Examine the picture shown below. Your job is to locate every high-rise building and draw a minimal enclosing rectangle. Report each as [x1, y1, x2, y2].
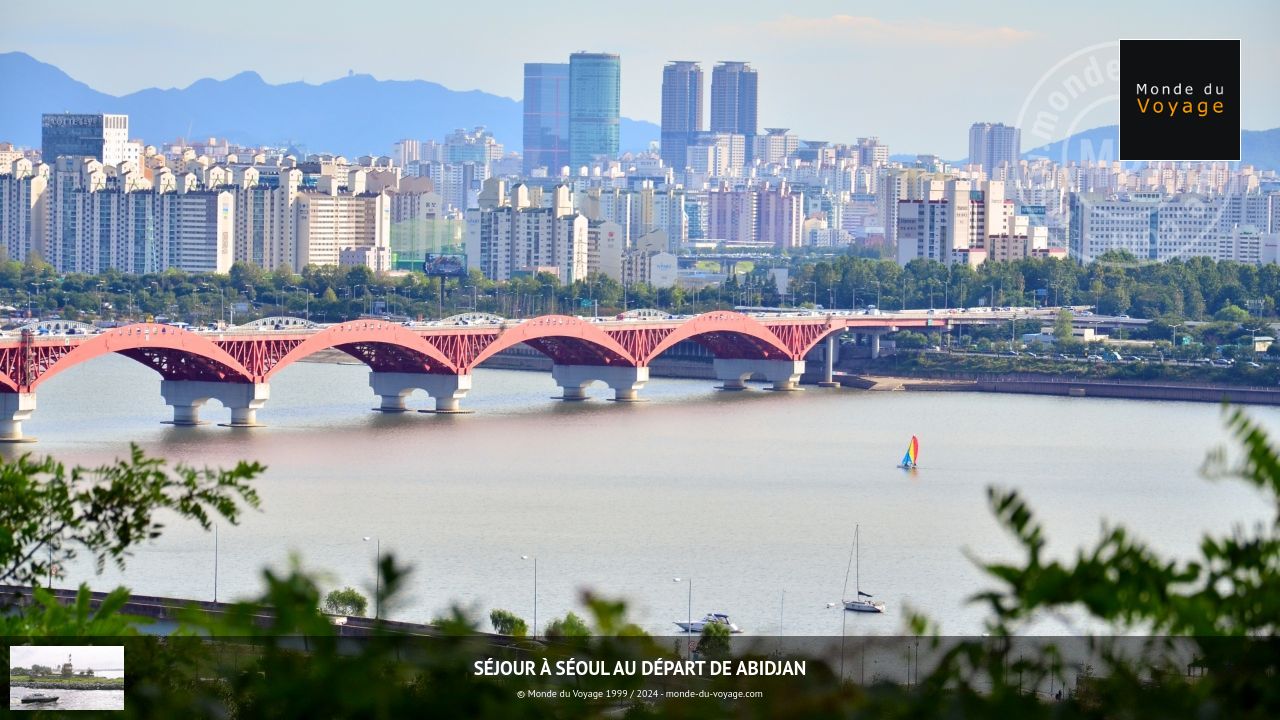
[968, 123, 1021, 175]
[0, 159, 50, 263]
[710, 62, 758, 165]
[523, 63, 571, 175]
[465, 180, 587, 283]
[660, 61, 703, 172]
[294, 188, 391, 271]
[568, 52, 621, 169]
[41, 113, 130, 165]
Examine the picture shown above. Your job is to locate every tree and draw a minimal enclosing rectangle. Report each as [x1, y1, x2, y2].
[322, 587, 369, 617]
[1053, 308, 1074, 342]
[488, 608, 528, 637]
[544, 611, 590, 638]
[0, 445, 262, 589]
[697, 620, 731, 658]
[1213, 303, 1249, 323]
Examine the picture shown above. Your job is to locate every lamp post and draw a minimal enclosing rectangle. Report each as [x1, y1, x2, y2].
[363, 536, 380, 619]
[673, 577, 692, 656]
[213, 523, 219, 603]
[807, 281, 817, 308]
[521, 555, 537, 639]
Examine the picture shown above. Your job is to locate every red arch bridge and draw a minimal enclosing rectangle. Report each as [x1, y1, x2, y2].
[0, 308, 988, 441]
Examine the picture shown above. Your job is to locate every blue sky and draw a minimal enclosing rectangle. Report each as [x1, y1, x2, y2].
[3, 0, 1276, 156]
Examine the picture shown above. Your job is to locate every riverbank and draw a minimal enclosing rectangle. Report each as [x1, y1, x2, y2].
[296, 346, 1280, 405]
[10, 679, 124, 690]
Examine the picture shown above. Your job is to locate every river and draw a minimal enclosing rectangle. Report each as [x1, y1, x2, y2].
[6, 354, 1274, 637]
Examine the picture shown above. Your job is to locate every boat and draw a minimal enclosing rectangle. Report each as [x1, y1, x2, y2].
[674, 613, 743, 634]
[20, 693, 60, 704]
[842, 524, 886, 614]
[899, 435, 919, 469]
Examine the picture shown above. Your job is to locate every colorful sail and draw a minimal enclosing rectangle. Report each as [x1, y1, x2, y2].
[901, 435, 919, 467]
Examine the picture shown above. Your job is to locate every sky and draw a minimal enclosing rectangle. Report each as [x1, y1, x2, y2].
[3, 0, 1278, 157]
[10, 645, 124, 671]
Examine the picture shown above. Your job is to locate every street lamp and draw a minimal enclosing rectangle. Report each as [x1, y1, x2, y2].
[521, 555, 537, 639]
[363, 536, 381, 619]
[673, 577, 692, 656]
[807, 281, 817, 309]
[213, 523, 219, 603]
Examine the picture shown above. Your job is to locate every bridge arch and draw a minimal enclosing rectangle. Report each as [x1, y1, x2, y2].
[19, 323, 254, 392]
[467, 315, 637, 370]
[261, 319, 461, 379]
[638, 311, 793, 364]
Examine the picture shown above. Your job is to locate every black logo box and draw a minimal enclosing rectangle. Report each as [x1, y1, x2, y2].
[1119, 39, 1240, 161]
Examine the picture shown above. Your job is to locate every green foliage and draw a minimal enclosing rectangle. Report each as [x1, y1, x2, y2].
[5, 416, 1279, 717]
[1214, 303, 1250, 323]
[544, 611, 590, 639]
[321, 587, 368, 617]
[696, 621, 731, 658]
[0, 444, 263, 588]
[1053, 308, 1074, 341]
[488, 608, 528, 637]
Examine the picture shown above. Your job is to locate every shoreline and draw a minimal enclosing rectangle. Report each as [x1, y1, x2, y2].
[11, 680, 124, 690]
[298, 348, 1280, 406]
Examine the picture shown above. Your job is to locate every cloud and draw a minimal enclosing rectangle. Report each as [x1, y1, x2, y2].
[755, 14, 1034, 48]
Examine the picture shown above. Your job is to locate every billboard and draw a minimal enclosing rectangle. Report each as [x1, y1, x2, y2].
[423, 253, 467, 278]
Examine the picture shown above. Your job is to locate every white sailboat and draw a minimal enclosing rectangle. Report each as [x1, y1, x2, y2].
[842, 524, 885, 614]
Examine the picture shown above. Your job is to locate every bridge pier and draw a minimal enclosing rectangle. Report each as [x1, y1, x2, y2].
[551, 364, 649, 402]
[870, 332, 882, 359]
[369, 372, 473, 413]
[0, 392, 37, 442]
[818, 335, 839, 387]
[714, 358, 805, 391]
[160, 380, 270, 427]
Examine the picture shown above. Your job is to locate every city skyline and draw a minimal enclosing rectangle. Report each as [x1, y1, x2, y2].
[3, 1, 1277, 158]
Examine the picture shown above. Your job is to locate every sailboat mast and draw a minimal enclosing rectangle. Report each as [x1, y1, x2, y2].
[855, 524, 860, 595]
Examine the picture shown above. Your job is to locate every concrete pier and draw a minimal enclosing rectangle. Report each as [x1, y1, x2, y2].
[817, 335, 840, 387]
[160, 380, 270, 427]
[0, 392, 37, 442]
[551, 364, 650, 401]
[713, 358, 806, 391]
[368, 372, 473, 413]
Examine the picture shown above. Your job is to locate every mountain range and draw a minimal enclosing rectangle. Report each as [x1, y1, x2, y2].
[0, 52, 659, 157]
[1022, 125, 1280, 171]
[2, 52, 1276, 170]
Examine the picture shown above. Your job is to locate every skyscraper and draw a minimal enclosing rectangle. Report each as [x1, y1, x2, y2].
[968, 123, 1021, 175]
[710, 62, 758, 164]
[568, 52, 621, 169]
[660, 61, 703, 172]
[41, 113, 130, 165]
[523, 63, 570, 175]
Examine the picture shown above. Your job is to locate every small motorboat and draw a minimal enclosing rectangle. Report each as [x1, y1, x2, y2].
[20, 693, 60, 704]
[674, 613, 743, 634]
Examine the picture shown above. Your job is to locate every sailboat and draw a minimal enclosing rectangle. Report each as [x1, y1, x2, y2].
[842, 524, 886, 614]
[899, 435, 919, 469]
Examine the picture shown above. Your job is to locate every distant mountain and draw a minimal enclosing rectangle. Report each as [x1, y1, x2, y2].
[0, 52, 659, 156]
[1023, 124, 1280, 171]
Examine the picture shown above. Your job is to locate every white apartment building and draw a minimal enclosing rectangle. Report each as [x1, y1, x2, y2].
[1069, 191, 1273, 263]
[465, 180, 587, 284]
[0, 159, 49, 263]
[295, 189, 390, 271]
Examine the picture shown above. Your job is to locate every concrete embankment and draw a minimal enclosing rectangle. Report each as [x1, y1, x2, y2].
[298, 348, 1280, 404]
